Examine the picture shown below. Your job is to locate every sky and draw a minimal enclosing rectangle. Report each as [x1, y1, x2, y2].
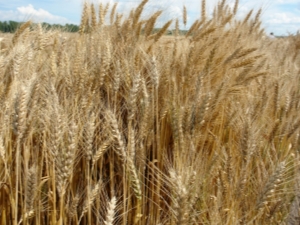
[0, 0, 299, 36]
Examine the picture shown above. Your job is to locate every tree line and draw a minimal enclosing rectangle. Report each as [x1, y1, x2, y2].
[0, 21, 79, 33]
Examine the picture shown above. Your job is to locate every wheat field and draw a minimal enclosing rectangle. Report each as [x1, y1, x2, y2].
[1, 0, 300, 224]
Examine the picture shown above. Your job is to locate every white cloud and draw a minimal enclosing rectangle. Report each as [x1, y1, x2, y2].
[276, 0, 299, 3]
[0, 4, 73, 24]
[267, 12, 300, 24]
[261, 2, 300, 35]
[263, 11, 300, 35]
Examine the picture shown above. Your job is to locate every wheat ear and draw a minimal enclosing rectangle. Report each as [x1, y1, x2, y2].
[183, 5, 187, 27]
[144, 11, 163, 38]
[79, 2, 89, 34]
[175, 18, 179, 36]
[92, 139, 110, 168]
[201, 0, 206, 22]
[104, 196, 117, 225]
[170, 169, 188, 225]
[11, 21, 32, 47]
[91, 3, 97, 31]
[132, 0, 149, 29]
[98, 3, 104, 27]
[110, 3, 118, 24]
[148, 20, 172, 42]
[67, 194, 80, 220]
[25, 165, 37, 217]
[233, 0, 239, 15]
[79, 181, 102, 222]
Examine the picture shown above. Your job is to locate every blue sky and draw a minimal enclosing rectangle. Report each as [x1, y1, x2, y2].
[0, 0, 299, 36]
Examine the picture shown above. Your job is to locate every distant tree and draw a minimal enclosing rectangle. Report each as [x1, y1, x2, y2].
[3, 21, 8, 32]
[0, 20, 79, 33]
[65, 23, 79, 32]
[42, 22, 51, 30]
[9, 21, 18, 32]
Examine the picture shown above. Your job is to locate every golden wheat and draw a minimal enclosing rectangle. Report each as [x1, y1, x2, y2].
[0, 1, 300, 224]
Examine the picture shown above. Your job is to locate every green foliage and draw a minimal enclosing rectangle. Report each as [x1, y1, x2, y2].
[0, 20, 79, 33]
